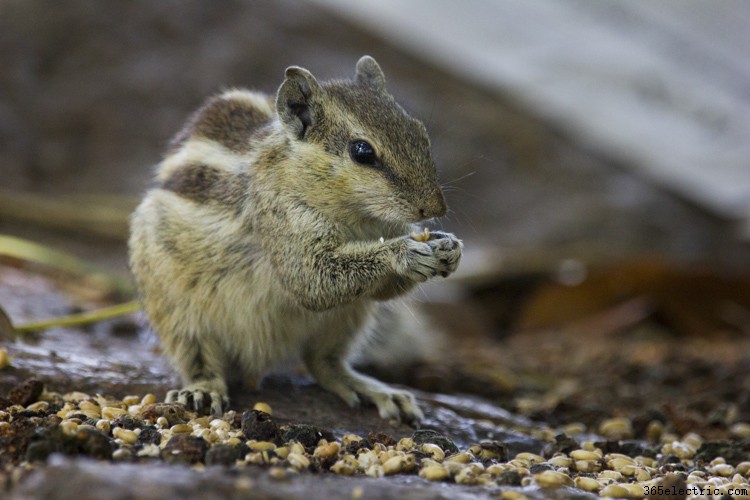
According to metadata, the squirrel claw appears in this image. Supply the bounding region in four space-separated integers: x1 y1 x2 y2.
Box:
166 387 228 416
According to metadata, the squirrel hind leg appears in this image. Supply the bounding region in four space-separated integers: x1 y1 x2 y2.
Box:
164 335 229 415
303 341 424 426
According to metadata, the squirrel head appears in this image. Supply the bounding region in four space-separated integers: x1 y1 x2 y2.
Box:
275 56 447 226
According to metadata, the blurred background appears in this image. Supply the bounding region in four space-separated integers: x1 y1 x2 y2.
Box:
1 0 750 466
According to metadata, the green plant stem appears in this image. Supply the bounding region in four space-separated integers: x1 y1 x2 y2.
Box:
14 300 141 334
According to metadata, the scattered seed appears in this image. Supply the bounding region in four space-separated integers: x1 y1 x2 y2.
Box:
341 434 363 446
570 449 600 461
421 443 445 461
574 476 601 492
26 401 49 412
170 424 192 434
60 420 79 436
287 452 310 471
330 458 358 476
730 422 750 439
365 464 384 478
140 393 157 406
248 441 276 451
714 464 735 477
599 417 633 440
113 427 138 445
396 437 415 452
420 464 450 481
534 470 573 488
122 395 140 406
548 456 573 468
101 407 128 420
313 442 340 460
515 452 544 464
598 482 643 498
382 455 406 475
253 402 272 415
445 452 472 464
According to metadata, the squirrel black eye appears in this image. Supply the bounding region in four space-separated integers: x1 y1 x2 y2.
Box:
348 140 378 166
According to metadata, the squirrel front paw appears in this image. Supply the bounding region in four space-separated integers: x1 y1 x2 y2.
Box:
397 231 462 282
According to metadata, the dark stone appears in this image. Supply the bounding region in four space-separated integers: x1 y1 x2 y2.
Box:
530 463 553 473
497 470 522 486
241 410 278 442
161 434 208 465
25 438 64 462
411 430 459 454
111 414 142 430
281 424 334 449
74 428 115 459
343 437 373 455
476 441 509 462
205 444 242 466
0 396 12 411
543 433 579 457
368 432 397 448
695 439 750 465
25 427 73 463
618 440 657 458
8 378 44 406
136 426 161 447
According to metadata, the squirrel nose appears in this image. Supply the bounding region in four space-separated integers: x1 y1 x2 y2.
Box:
418 191 447 219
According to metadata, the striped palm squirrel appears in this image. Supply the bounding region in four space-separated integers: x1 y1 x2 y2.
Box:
128 56 462 424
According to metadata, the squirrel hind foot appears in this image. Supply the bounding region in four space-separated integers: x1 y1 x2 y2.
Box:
166 385 229 416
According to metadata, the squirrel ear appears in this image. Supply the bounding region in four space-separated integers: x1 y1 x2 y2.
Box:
276 66 322 139
355 56 386 91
